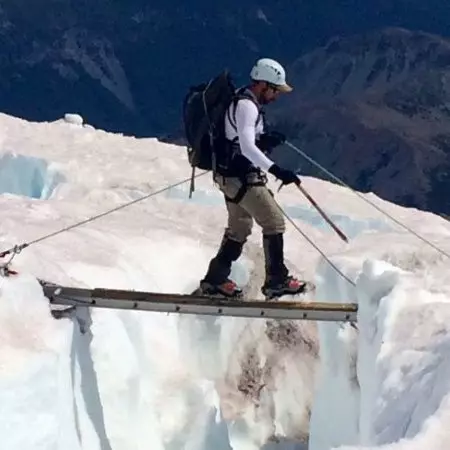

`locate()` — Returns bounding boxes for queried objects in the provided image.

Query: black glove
[268,164,301,186]
[257,131,286,153]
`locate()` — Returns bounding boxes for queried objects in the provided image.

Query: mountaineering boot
[261,275,308,299]
[261,233,308,299]
[199,279,243,298]
[200,235,244,298]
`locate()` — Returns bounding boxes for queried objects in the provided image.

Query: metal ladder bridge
[42,283,358,323]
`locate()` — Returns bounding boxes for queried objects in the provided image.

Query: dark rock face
[270,28,450,216]
[2,1,450,136]
[3,1,450,215]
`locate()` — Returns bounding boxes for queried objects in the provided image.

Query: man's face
[260,83,282,104]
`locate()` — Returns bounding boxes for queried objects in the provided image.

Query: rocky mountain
[2,2,450,216]
[0,0,308,137]
[270,28,450,216]
[2,1,450,137]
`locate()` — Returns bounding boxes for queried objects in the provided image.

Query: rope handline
[0,161,355,288]
[0,171,209,258]
[286,141,450,260]
[6,137,433,291]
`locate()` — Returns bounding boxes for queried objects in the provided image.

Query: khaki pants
[215,175,285,243]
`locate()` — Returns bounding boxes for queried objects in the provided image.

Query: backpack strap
[227,87,263,136]
[189,164,196,199]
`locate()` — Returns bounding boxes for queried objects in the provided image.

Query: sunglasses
[267,83,281,92]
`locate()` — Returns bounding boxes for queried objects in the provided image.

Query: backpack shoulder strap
[227,88,262,133]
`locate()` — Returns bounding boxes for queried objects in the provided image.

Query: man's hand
[268,164,301,186]
[257,131,286,153]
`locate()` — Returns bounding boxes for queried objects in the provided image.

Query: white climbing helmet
[250,58,293,92]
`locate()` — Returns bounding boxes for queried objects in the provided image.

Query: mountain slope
[3,1,450,136]
[271,28,450,216]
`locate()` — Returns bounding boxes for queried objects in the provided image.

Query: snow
[0,152,65,199]
[64,113,84,126]
[1,111,450,449]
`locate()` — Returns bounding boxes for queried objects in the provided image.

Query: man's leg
[237,184,307,297]
[201,178,253,297]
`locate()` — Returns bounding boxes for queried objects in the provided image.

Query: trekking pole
[297,183,349,243]
[283,140,349,242]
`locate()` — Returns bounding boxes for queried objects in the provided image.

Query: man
[199,58,306,299]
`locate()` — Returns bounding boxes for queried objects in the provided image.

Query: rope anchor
[0,245,25,277]
[0,260,18,277]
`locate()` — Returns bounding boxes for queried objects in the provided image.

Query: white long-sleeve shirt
[224,98,275,172]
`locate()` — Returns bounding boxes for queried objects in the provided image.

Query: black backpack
[183,70,261,196]
[183,70,235,169]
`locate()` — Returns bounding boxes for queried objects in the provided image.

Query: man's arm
[234,99,274,172]
[235,99,301,187]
